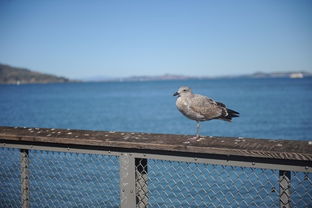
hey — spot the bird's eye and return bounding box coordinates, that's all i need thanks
[183,89,187,92]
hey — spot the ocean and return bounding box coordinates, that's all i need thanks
[0,78,311,207]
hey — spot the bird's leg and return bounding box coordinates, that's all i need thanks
[196,121,200,138]
[184,121,201,144]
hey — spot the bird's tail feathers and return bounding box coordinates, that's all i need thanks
[221,108,240,122]
[228,108,239,117]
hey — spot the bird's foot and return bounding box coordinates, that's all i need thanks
[183,135,201,144]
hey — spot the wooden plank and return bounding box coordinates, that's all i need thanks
[0,126,311,161]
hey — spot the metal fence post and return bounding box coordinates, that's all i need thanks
[279,170,291,208]
[20,149,29,208]
[135,158,148,208]
[120,153,136,208]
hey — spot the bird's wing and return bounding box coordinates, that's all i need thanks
[189,95,226,120]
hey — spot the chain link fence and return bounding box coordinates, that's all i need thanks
[0,148,21,208]
[29,150,120,208]
[147,160,279,207]
[1,148,120,208]
[291,171,312,207]
[0,146,311,208]
[145,159,312,208]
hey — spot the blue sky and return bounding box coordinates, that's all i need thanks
[0,0,311,79]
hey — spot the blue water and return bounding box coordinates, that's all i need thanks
[1,78,312,207]
[1,78,311,140]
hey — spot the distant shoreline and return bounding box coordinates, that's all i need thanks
[83,72,311,82]
[1,63,311,84]
[2,76,311,86]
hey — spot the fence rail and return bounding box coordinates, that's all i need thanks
[0,126,311,208]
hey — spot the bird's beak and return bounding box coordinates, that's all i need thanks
[173,92,179,96]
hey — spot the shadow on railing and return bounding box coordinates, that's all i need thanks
[0,126,311,208]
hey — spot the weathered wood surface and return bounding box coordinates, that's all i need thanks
[0,126,311,161]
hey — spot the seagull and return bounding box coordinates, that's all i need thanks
[173,86,239,139]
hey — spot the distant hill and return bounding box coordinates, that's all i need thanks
[0,63,71,84]
[121,74,192,81]
[244,71,312,78]
[87,71,312,82]
[126,71,312,81]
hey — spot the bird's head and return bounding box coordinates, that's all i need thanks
[173,86,192,97]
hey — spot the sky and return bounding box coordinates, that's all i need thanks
[0,0,311,79]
